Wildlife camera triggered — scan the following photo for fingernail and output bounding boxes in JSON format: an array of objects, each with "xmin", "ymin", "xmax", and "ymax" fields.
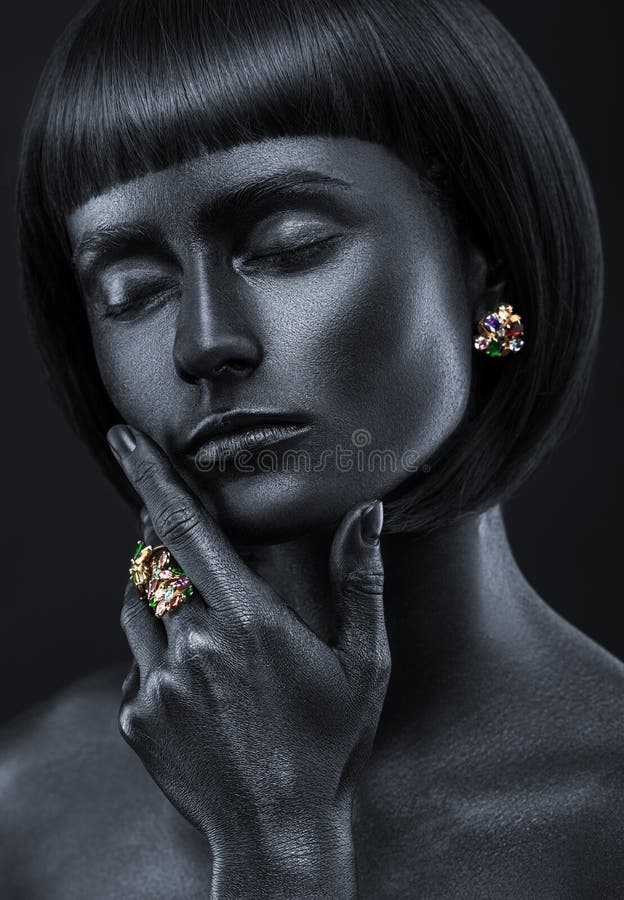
[
  {"xmin": 107, "ymin": 425, "xmax": 136, "ymax": 462},
  {"xmin": 361, "ymin": 499, "xmax": 383, "ymax": 545}
]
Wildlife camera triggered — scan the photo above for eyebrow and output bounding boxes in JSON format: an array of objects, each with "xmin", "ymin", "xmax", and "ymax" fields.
[{"xmin": 71, "ymin": 170, "xmax": 352, "ymax": 275}]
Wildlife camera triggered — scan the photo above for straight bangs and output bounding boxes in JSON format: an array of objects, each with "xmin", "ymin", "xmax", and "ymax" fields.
[
  {"xmin": 17, "ymin": 0, "xmax": 603, "ymax": 532},
  {"xmin": 30, "ymin": 0, "xmax": 423, "ymax": 218}
]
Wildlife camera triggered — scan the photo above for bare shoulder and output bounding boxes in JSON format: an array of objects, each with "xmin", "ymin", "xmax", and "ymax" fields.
[
  {"xmin": 522, "ymin": 588, "xmax": 624, "ymax": 749},
  {"xmin": 0, "ymin": 665, "xmax": 212, "ymax": 898},
  {"xmin": 0, "ymin": 662, "xmax": 141, "ymax": 816},
  {"xmin": 550, "ymin": 608, "xmax": 624, "ymax": 836},
  {"xmin": 400, "ymin": 592, "xmax": 624, "ymax": 897},
  {"xmin": 488, "ymin": 591, "xmax": 624, "ymax": 891},
  {"xmin": 0, "ymin": 665, "xmax": 149, "ymax": 888},
  {"xmin": 0, "ymin": 662, "xmax": 131, "ymax": 787}
]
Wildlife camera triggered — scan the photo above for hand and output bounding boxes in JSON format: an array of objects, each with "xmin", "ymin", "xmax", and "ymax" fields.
[{"xmin": 107, "ymin": 424, "xmax": 390, "ymax": 891}]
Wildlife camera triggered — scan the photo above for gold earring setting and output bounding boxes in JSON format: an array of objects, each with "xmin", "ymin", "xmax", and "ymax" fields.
[{"xmin": 474, "ymin": 304, "xmax": 524, "ymax": 357}]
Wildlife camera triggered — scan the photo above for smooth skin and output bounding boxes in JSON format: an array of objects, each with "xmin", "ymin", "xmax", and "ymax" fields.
[
  {"xmin": 68, "ymin": 136, "xmax": 474, "ymax": 547},
  {"xmin": 1, "ymin": 136, "xmax": 624, "ymax": 899}
]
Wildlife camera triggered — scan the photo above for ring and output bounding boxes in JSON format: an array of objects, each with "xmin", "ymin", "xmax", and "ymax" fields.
[{"xmin": 129, "ymin": 540, "xmax": 195, "ymax": 618}]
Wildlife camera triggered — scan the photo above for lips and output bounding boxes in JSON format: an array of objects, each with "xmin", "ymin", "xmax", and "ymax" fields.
[{"xmin": 183, "ymin": 409, "xmax": 312, "ymax": 459}]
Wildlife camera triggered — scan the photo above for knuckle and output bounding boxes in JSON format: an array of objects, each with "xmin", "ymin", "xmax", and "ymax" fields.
[
  {"xmin": 143, "ymin": 667, "xmax": 176, "ymax": 706},
  {"xmin": 171, "ymin": 627, "xmax": 214, "ymax": 667},
  {"xmin": 341, "ymin": 569, "xmax": 384, "ymax": 599},
  {"xmin": 118, "ymin": 697, "xmax": 140, "ymax": 743},
  {"xmin": 225, "ymin": 598, "xmax": 262, "ymax": 637},
  {"xmin": 152, "ymin": 501, "xmax": 202, "ymax": 547},
  {"xmin": 132, "ymin": 457, "xmax": 161, "ymax": 494},
  {"xmin": 118, "ymin": 697, "xmax": 157, "ymax": 755}
]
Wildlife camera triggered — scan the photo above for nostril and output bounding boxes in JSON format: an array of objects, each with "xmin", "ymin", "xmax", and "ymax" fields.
[
  {"xmin": 173, "ymin": 326, "xmax": 262, "ymax": 383},
  {"xmin": 212, "ymin": 360, "xmax": 253, "ymax": 377}
]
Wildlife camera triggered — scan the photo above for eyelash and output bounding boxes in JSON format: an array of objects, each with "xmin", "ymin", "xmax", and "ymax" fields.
[
  {"xmin": 101, "ymin": 236, "xmax": 340, "ymax": 319},
  {"xmin": 242, "ymin": 234, "xmax": 340, "ymax": 271},
  {"xmin": 101, "ymin": 286, "xmax": 177, "ymax": 320}
]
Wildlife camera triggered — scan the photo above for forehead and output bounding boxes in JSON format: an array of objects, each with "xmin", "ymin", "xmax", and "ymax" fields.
[{"xmin": 66, "ymin": 135, "xmax": 423, "ymax": 244}]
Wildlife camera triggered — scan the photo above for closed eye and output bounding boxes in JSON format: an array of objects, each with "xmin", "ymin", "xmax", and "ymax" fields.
[
  {"xmin": 100, "ymin": 283, "xmax": 178, "ymax": 320},
  {"xmin": 239, "ymin": 234, "xmax": 344, "ymax": 273},
  {"xmin": 98, "ymin": 234, "xmax": 344, "ymax": 319}
]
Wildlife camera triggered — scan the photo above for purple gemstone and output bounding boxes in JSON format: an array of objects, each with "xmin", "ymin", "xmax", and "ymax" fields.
[{"xmin": 483, "ymin": 314, "xmax": 501, "ymax": 333}]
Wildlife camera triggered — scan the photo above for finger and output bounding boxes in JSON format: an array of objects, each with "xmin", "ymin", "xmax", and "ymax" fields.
[
  {"xmin": 328, "ymin": 499, "xmax": 391, "ymax": 686},
  {"xmin": 159, "ymin": 584, "xmax": 212, "ymax": 645},
  {"xmin": 120, "ymin": 579, "xmax": 167, "ymax": 674},
  {"xmin": 139, "ymin": 506, "xmax": 219, "ymax": 658},
  {"xmin": 107, "ymin": 425, "xmax": 267, "ymax": 623},
  {"xmin": 140, "ymin": 505, "xmax": 160, "ymax": 546},
  {"xmin": 121, "ymin": 659, "xmax": 140, "ymax": 702},
  {"xmin": 138, "ymin": 503, "xmax": 213, "ymax": 644}
]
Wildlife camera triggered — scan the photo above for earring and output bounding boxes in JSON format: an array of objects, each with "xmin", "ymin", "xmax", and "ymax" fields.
[{"xmin": 473, "ymin": 304, "xmax": 524, "ymax": 357}]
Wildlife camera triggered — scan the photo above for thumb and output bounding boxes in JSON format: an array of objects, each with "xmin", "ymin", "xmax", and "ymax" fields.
[{"xmin": 329, "ymin": 499, "xmax": 390, "ymax": 685}]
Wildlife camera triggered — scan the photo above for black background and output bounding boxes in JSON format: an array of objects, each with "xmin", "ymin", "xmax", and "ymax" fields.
[{"xmin": 1, "ymin": 2, "xmax": 620, "ymax": 724}]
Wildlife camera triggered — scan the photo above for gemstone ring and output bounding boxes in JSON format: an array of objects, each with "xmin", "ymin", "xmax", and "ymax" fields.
[{"xmin": 129, "ymin": 540, "xmax": 195, "ymax": 618}]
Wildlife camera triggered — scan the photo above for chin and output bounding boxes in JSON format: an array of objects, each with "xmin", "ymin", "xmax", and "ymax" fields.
[
  {"xmin": 188, "ymin": 471, "xmax": 359, "ymax": 546},
  {"xmin": 193, "ymin": 474, "xmax": 336, "ymax": 544}
]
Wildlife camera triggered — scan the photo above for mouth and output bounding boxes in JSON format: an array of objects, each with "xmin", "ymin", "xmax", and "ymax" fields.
[{"xmin": 183, "ymin": 409, "xmax": 313, "ymax": 469}]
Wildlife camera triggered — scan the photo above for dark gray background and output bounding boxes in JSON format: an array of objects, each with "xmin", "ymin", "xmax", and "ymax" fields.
[{"xmin": 1, "ymin": 2, "xmax": 620, "ymax": 724}]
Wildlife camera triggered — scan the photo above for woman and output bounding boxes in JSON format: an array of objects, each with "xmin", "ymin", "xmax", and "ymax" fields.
[{"xmin": 2, "ymin": 0, "xmax": 623, "ymax": 896}]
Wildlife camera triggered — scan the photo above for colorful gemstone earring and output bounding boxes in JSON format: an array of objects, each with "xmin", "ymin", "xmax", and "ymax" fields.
[{"xmin": 473, "ymin": 304, "xmax": 524, "ymax": 357}]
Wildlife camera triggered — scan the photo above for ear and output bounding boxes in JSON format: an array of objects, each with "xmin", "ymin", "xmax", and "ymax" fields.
[{"xmin": 462, "ymin": 238, "xmax": 507, "ymax": 322}]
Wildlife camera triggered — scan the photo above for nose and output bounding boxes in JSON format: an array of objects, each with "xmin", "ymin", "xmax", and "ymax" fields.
[{"xmin": 172, "ymin": 258, "xmax": 262, "ymax": 384}]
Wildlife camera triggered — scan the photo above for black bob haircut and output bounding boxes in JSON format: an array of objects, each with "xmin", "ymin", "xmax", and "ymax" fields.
[{"xmin": 16, "ymin": 0, "xmax": 603, "ymax": 535}]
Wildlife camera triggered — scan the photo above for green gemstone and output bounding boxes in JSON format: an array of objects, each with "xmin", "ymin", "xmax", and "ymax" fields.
[
  {"xmin": 486, "ymin": 341, "xmax": 502, "ymax": 357},
  {"xmin": 133, "ymin": 541, "xmax": 144, "ymax": 559}
]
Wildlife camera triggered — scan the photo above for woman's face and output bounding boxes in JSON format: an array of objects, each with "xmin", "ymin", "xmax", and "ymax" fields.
[{"xmin": 67, "ymin": 136, "xmax": 481, "ymax": 543}]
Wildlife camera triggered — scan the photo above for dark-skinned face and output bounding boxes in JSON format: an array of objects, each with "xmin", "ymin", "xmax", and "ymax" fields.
[{"xmin": 67, "ymin": 136, "xmax": 480, "ymax": 543}]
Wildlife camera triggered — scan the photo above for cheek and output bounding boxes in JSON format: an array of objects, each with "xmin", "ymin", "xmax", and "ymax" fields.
[
  {"xmin": 273, "ymin": 236, "xmax": 473, "ymax": 461},
  {"xmin": 89, "ymin": 318, "xmax": 175, "ymax": 432}
]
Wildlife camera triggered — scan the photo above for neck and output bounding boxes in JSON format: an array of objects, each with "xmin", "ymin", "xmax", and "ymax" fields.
[{"xmin": 235, "ymin": 504, "xmax": 534, "ymax": 742}]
